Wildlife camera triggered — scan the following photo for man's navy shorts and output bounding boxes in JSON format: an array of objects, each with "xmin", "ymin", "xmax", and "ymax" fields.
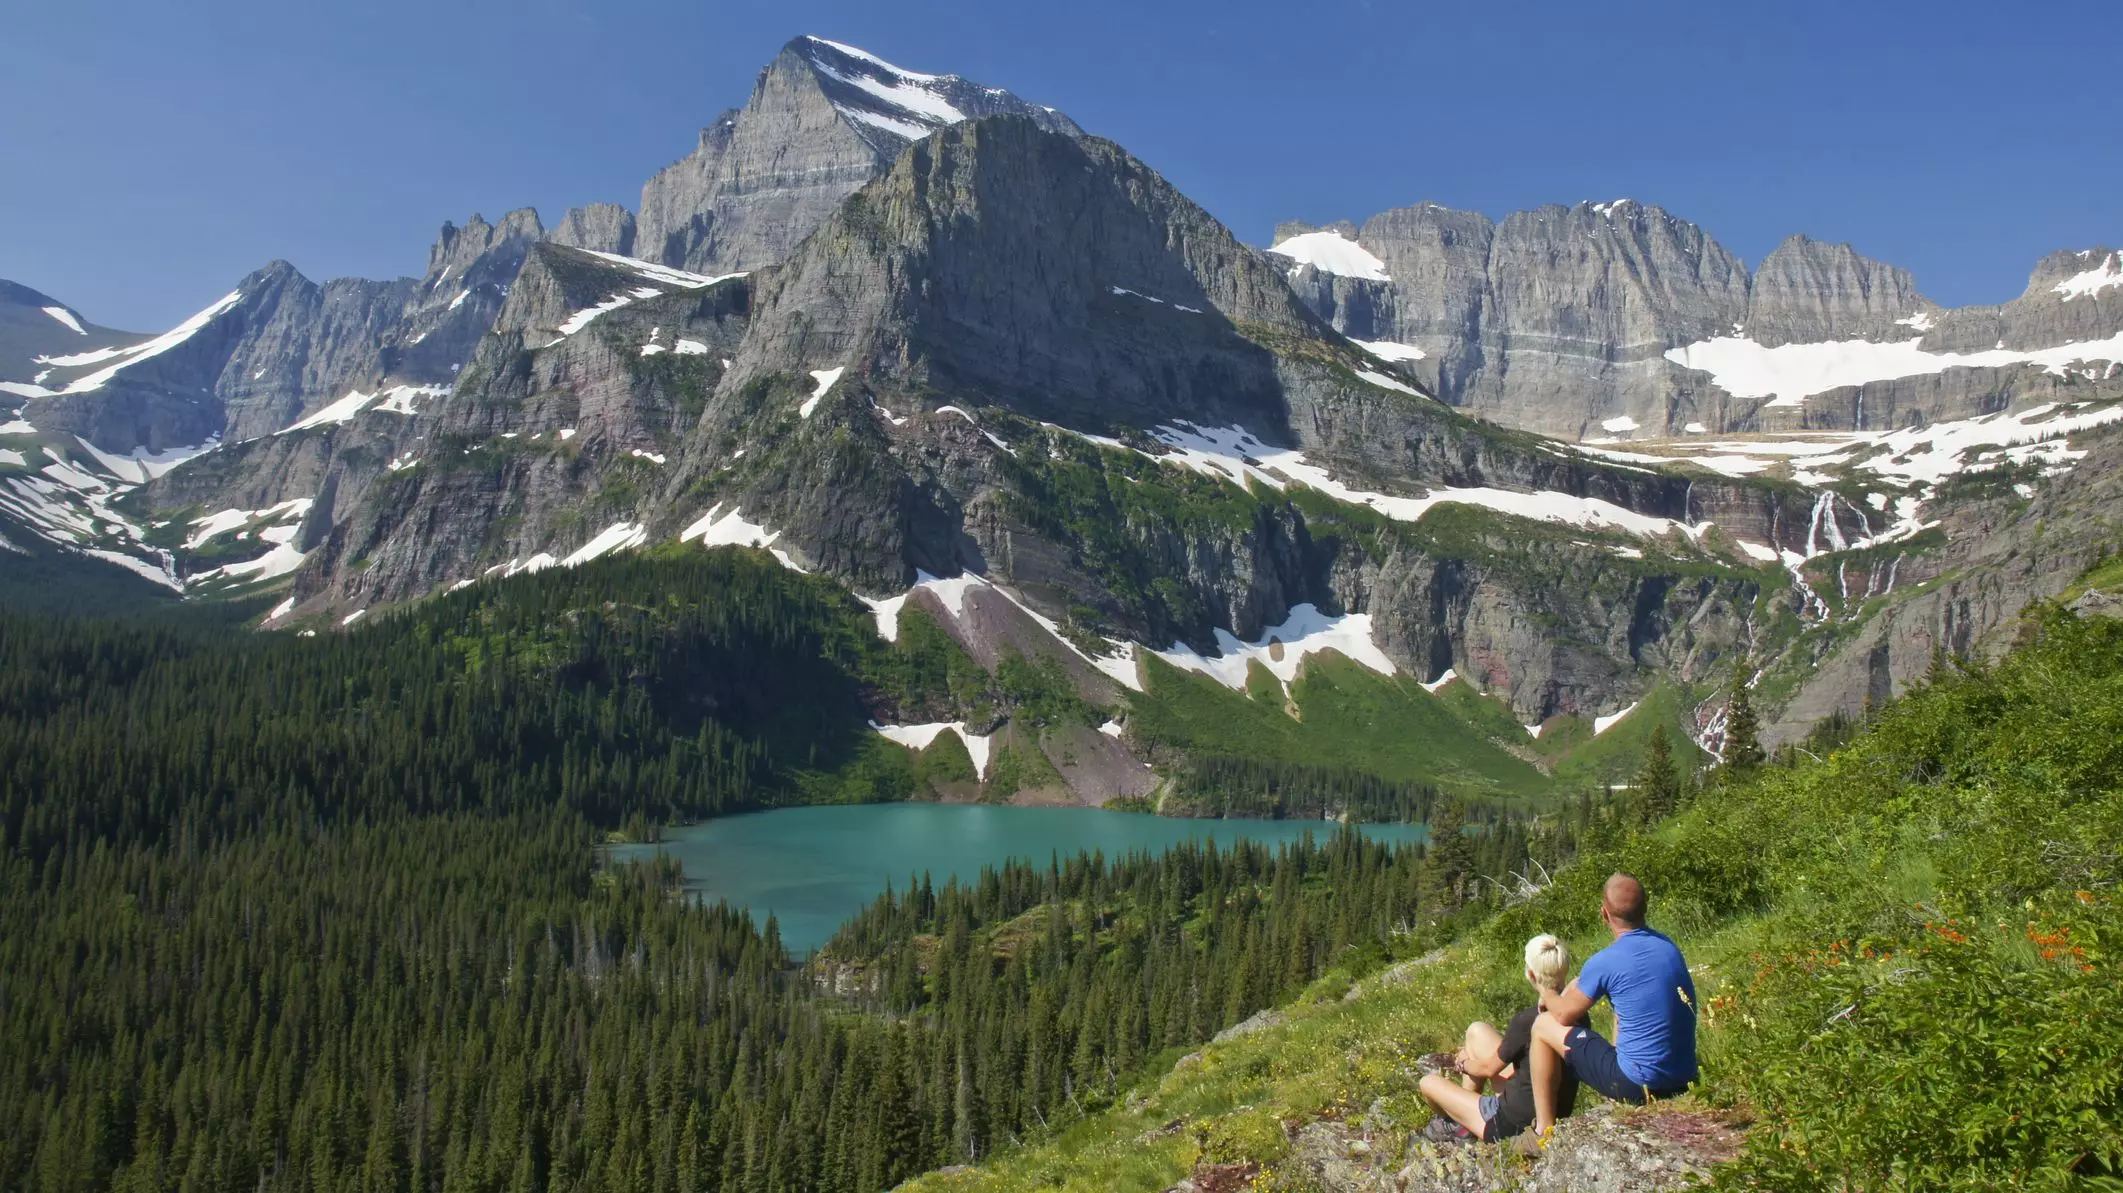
[{"xmin": 1564, "ymin": 1025, "xmax": 1690, "ymax": 1104}]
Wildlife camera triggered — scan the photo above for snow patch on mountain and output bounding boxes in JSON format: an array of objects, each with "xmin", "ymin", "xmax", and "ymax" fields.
[
  {"xmin": 556, "ymin": 287, "xmax": 663, "ymax": 337},
  {"xmin": 579, "ymin": 251, "xmax": 742, "ymax": 292},
  {"xmin": 1266, "ymin": 230, "xmax": 1391, "ymax": 281},
  {"xmin": 862, "ymin": 570, "xmax": 988, "ymax": 642},
  {"xmin": 53, "ymin": 290, "xmax": 243, "ymax": 394},
  {"xmin": 561, "ymin": 522, "xmax": 648, "ymax": 567},
  {"xmin": 2054, "ymin": 252, "xmax": 2122, "ymax": 301},
  {"xmin": 802, "ymin": 366, "xmax": 845, "ymax": 419},
  {"xmin": 1356, "ymin": 370, "xmax": 1424, "ymax": 397},
  {"xmin": 185, "ymin": 498, "xmax": 312, "ymax": 550},
  {"xmin": 682, "ymin": 504, "xmax": 802, "ymax": 570},
  {"xmin": 71, "ymin": 436, "xmax": 216, "ymax": 485},
  {"xmin": 276, "ymin": 384, "xmax": 433, "ymax": 434},
  {"xmin": 1153, "ymin": 603, "xmax": 1396, "ymax": 694},
  {"xmin": 42, "ymin": 306, "xmax": 87, "ymax": 335},
  {"xmin": 1593, "ymin": 702, "xmax": 1639, "ymax": 735},
  {"xmin": 800, "ymin": 35, "xmax": 980, "ymax": 142},
  {"xmin": 870, "ymin": 721, "xmax": 993, "ymax": 779},
  {"xmin": 1355, "ymin": 340, "xmax": 1426, "ymax": 362},
  {"xmin": 1665, "ymin": 330, "xmax": 2123, "ymax": 408},
  {"xmin": 1116, "ymin": 422, "xmax": 1710, "ymax": 543}
]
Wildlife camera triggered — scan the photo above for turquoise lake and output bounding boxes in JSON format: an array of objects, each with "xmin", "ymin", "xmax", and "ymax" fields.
[{"xmin": 612, "ymin": 803, "xmax": 1427, "ymax": 955}]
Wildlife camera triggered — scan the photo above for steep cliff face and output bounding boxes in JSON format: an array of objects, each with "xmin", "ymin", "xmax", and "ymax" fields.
[
  {"xmin": 1762, "ymin": 425, "xmax": 2123, "ymax": 743},
  {"xmin": 636, "ymin": 36, "xmax": 1080, "ymax": 276},
  {"xmin": 547, "ymin": 202, "xmax": 637, "ymax": 257},
  {"xmin": 1280, "ymin": 205, "xmax": 2123, "ymax": 439},
  {"xmin": 1745, "ymin": 234, "xmax": 1929, "ymax": 347}
]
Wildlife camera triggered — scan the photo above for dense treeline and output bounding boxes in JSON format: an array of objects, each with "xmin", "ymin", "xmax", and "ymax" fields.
[
  {"xmin": 1167, "ymin": 755, "xmax": 1440, "ymax": 821},
  {"xmin": 0, "ymin": 550, "xmax": 936, "ymax": 861},
  {"xmin": 0, "ymin": 553, "xmax": 1607, "ymax": 1192}
]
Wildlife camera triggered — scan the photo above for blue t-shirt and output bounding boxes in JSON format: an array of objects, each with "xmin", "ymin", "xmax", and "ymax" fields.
[{"xmin": 1578, "ymin": 927, "xmax": 1698, "ymax": 1090}]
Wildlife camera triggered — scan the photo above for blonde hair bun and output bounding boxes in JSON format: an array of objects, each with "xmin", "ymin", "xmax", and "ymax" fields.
[{"xmin": 1524, "ymin": 933, "xmax": 1571, "ymax": 993}]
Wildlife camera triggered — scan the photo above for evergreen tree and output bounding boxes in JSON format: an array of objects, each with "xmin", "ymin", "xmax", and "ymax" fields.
[
  {"xmin": 1635, "ymin": 724, "xmax": 1681, "ymax": 824},
  {"xmin": 1420, "ymin": 797, "xmax": 1476, "ymax": 917},
  {"xmin": 1720, "ymin": 656, "xmax": 1765, "ymax": 779}
]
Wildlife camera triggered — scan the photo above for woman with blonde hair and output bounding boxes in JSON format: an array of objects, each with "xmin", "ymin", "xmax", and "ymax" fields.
[{"xmin": 1417, "ymin": 933, "xmax": 1582, "ymax": 1144}]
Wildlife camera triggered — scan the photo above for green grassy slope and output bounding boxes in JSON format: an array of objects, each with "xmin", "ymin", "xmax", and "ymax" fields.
[
  {"xmin": 905, "ymin": 603, "xmax": 2123, "ymax": 1191},
  {"xmin": 1126, "ymin": 650, "xmax": 1701, "ymax": 806}
]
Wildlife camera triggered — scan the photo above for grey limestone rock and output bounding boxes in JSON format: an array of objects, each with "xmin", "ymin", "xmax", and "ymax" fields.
[
  {"xmin": 636, "ymin": 36, "xmax": 1080, "ymax": 277},
  {"xmin": 547, "ymin": 203, "xmax": 636, "ymax": 257},
  {"xmin": 1744, "ymin": 234, "xmax": 1927, "ymax": 347},
  {"xmin": 1281, "ymin": 201, "xmax": 2123, "ymax": 437}
]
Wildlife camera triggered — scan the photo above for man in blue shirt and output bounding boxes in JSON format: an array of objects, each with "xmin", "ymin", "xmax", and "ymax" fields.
[{"xmin": 1526, "ymin": 873, "xmax": 1697, "ymax": 1141}]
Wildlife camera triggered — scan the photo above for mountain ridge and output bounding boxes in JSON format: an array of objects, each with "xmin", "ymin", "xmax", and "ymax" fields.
[
  {"xmin": 1271, "ymin": 202, "xmax": 2121, "ymax": 439},
  {"xmin": 5, "ymin": 35, "xmax": 2121, "ymax": 778}
]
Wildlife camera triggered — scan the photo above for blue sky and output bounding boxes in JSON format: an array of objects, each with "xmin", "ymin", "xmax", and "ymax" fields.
[{"xmin": 9, "ymin": 0, "xmax": 2118, "ymax": 330}]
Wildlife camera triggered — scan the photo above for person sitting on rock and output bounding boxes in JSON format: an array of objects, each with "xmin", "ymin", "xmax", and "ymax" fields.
[
  {"xmin": 1416, "ymin": 933, "xmax": 1580, "ymax": 1144},
  {"xmin": 1525, "ymin": 873, "xmax": 1698, "ymax": 1146}
]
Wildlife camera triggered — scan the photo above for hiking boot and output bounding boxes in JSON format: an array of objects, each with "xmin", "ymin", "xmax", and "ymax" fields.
[{"xmin": 1421, "ymin": 1116, "xmax": 1474, "ymax": 1146}]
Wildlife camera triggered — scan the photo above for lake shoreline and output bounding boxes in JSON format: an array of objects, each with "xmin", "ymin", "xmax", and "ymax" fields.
[{"xmin": 610, "ymin": 803, "xmax": 1428, "ymax": 955}]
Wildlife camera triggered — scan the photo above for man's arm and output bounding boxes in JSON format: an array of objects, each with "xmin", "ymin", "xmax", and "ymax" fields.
[{"xmin": 1541, "ymin": 979, "xmax": 1596, "ymax": 1027}]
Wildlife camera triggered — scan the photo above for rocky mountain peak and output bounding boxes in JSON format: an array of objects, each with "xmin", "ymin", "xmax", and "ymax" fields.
[
  {"xmin": 425, "ymin": 209, "xmax": 545, "ymax": 282},
  {"xmin": 1744, "ymin": 233, "xmax": 1927, "ymax": 346},
  {"xmin": 2027, "ymin": 246, "xmax": 2122, "ymax": 302},
  {"xmin": 724, "ymin": 113, "xmax": 1321, "ymax": 431},
  {"xmin": 788, "ymin": 35, "xmax": 1081, "ymax": 152},
  {"xmin": 636, "ymin": 37, "xmax": 1080, "ymax": 278}
]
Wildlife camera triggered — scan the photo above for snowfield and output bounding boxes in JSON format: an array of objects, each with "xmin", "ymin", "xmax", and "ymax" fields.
[
  {"xmin": 869, "ymin": 721, "xmax": 993, "ymax": 778},
  {"xmin": 1665, "ymin": 330, "xmax": 2123, "ymax": 408},
  {"xmin": 1153, "ymin": 603, "xmax": 1396, "ymax": 694},
  {"xmin": 2053, "ymin": 251, "xmax": 2122, "ymax": 301},
  {"xmin": 1266, "ymin": 230, "xmax": 1391, "ymax": 281}
]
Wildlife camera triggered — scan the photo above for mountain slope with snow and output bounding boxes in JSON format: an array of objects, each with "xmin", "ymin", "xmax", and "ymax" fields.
[
  {"xmin": 1276, "ymin": 200, "xmax": 2123, "ymax": 440},
  {"xmin": 11, "ymin": 34, "xmax": 2122, "ymax": 781},
  {"xmin": 0, "ymin": 279, "xmax": 146, "ymax": 387}
]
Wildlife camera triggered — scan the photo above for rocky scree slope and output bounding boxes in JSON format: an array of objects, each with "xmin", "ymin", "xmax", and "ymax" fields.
[{"xmin": 1274, "ymin": 207, "xmax": 2123, "ymax": 440}]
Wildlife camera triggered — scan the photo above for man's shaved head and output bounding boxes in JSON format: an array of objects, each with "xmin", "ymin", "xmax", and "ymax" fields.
[{"xmin": 1603, "ymin": 873, "xmax": 1648, "ymax": 929}]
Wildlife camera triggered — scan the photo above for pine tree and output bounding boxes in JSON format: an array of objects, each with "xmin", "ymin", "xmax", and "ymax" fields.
[
  {"xmin": 1720, "ymin": 657, "xmax": 1765, "ymax": 779},
  {"xmin": 1420, "ymin": 798, "xmax": 1476, "ymax": 917},
  {"xmin": 1635, "ymin": 724, "xmax": 1680, "ymax": 824}
]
